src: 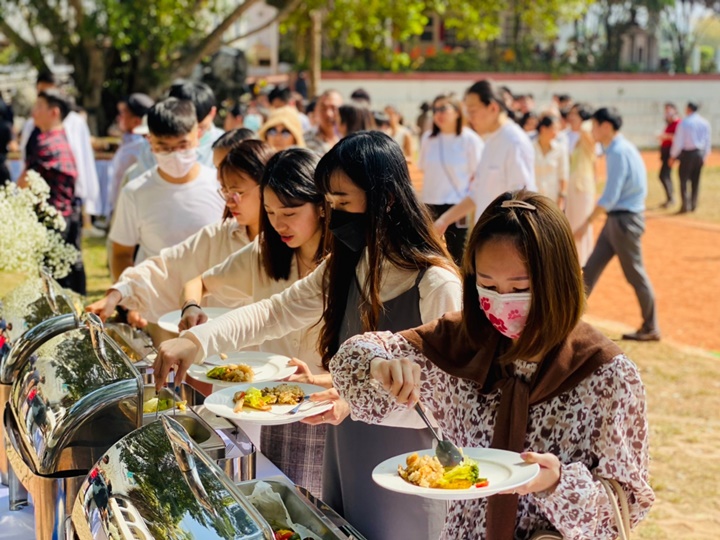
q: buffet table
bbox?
[0,451,287,540]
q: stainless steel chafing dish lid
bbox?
[0,268,83,383]
[9,313,143,475]
[71,415,273,540]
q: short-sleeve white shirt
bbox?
[109,164,225,263]
[469,121,536,221]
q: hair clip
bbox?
[500,200,537,211]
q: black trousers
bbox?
[56,198,87,295]
[658,147,674,203]
[426,203,467,265]
[678,149,704,211]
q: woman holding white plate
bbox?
[329,190,654,539]
[179,148,329,496]
[155,132,462,540]
[86,138,270,329]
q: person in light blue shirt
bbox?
[574,107,659,341]
[669,102,711,213]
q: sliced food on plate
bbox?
[232,384,304,413]
[398,453,488,489]
[206,363,254,383]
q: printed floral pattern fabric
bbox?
[329,331,654,540]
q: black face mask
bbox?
[329,210,368,252]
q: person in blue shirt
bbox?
[668,101,712,213]
[574,107,660,341]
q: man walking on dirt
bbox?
[669,102,711,214]
[574,107,660,342]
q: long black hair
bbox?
[259,148,326,281]
[314,130,456,369]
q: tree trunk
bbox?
[309,9,322,98]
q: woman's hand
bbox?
[434,216,449,236]
[152,337,200,392]
[178,306,208,332]
[283,357,316,385]
[369,357,421,407]
[86,289,122,322]
[301,388,351,426]
[282,358,334,388]
[127,310,148,328]
[501,452,561,496]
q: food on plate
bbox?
[142,397,187,413]
[262,383,304,405]
[232,384,304,413]
[273,530,302,540]
[219,353,228,360]
[233,388,271,412]
[206,363,254,382]
[398,453,486,489]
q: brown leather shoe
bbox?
[622,330,661,342]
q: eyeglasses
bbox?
[266,127,294,138]
[217,184,259,201]
[433,104,453,114]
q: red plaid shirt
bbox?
[25,127,77,217]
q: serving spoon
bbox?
[414,403,464,468]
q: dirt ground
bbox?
[410,149,720,353]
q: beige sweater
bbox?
[113,220,251,323]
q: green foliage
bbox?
[282,0,593,71]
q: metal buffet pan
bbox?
[3,312,144,539]
[236,477,367,540]
[69,415,274,540]
[138,383,258,482]
[0,268,83,486]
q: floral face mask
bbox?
[476,284,532,340]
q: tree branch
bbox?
[223,0,304,46]
[0,16,50,70]
[68,0,85,28]
[171,0,264,77]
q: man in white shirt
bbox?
[435,80,536,233]
[107,93,154,214]
[129,81,225,180]
[669,101,712,213]
[20,71,102,220]
[109,97,225,282]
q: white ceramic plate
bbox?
[204,382,333,426]
[157,307,231,334]
[187,352,297,387]
[372,448,540,500]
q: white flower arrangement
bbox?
[0,171,79,279]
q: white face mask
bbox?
[154,148,197,179]
[476,284,532,340]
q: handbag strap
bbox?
[594,475,632,540]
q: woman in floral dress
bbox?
[330,189,654,540]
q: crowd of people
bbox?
[5,71,704,538]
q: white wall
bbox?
[320,73,720,148]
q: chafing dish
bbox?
[236,477,365,540]
[0,268,82,487]
[104,322,157,384]
[70,415,274,540]
[4,312,143,539]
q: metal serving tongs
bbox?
[414,403,464,467]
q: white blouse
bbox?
[184,253,463,428]
[201,240,323,374]
[534,138,569,201]
[418,128,485,205]
[113,220,251,323]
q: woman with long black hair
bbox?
[155,131,462,540]
[178,148,328,496]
